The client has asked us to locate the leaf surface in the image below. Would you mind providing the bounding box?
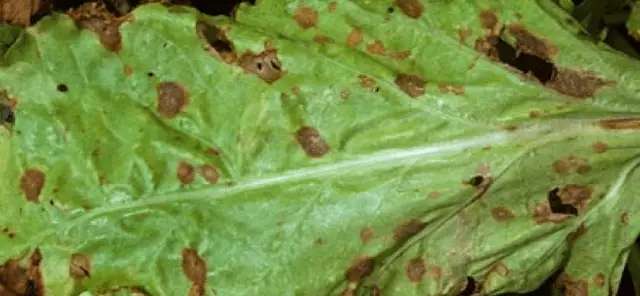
[1,1,640,295]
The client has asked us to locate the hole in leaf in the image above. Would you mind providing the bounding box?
[57,84,69,92]
[493,37,557,83]
[0,104,15,124]
[547,187,579,216]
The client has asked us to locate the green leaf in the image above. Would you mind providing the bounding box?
[629,2,640,41]
[1,1,640,295]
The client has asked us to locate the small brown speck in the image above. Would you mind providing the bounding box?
[294,4,318,29]
[360,227,373,243]
[552,159,570,174]
[345,257,374,282]
[529,110,541,118]
[479,10,498,29]
[328,2,337,13]
[406,257,426,283]
[340,89,350,99]
[576,164,592,175]
[207,148,220,156]
[592,141,608,153]
[157,82,189,119]
[346,28,363,47]
[182,248,207,286]
[395,0,424,19]
[593,273,605,288]
[69,253,91,280]
[621,212,629,225]
[238,49,285,84]
[429,266,442,279]
[20,169,46,203]
[395,73,426,98]
[124,65,132,76]
[295,126,330,158]
[358,75,376,88]
[394,219,427,242]
[366,40,386,55]
[313,35,335,45]
[491,207,515,221]
[200,165,219,184]
[177,161,195,185]
[458,26,471,44]
[429,191,441,198]
[315,237,324,245]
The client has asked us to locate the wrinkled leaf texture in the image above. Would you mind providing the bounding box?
[1,0,640,295]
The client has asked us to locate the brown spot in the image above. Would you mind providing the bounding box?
[547,68,608,98]
[592,141,608,153]
[370,285,381,296]
[200,165,219,184]
[529,110,541,118]
[294,4,318,29]
[346,28,363,47]
[314,238,324,245]
[67,2,125,52]
[207,148,220,156]
[182,248,207,286]
[437,84,465,95]
[177,161,195,185]
[533,185,593,224]
[491,207,515,221]
[388,51,412,60]
[20,169,45,203]
[428,266,442,279]
[560,184,593,210]
[0,258,28,294]
[123,65,132,76]
[345,257,374,282]
[313,35,335,45]
[552,159,570,174]
[328,2,337,13]
[292,85,300,95]
[393,219,427,242]
[69,253,91,280]
[366,40,386,55]
[486,262,509,277]
[360,227,373,243]
[1,250,46,296]
[358,75,376,88]
[238,48,285,84]
[479,10,498,30]
[340,89,350,99]
[599,118,640,130]
[406,258,426,283]
[156,82,189,119]
[593,273,605,288]
[341,288,355,296]
[458,26,471,44]
[0,0,45,26]
[566,223,587,244]
[576,164,591,175]
[395,73,426,98]
[621,212,629,225]
[556,273,588,296]
[428,191,441,199]
[295,126,330,158]
[507,23,558,60]
[188,284,205,296]
[394,0,423,19]
[196,21,236,64]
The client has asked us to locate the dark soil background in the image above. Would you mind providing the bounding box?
[1,0,639,295]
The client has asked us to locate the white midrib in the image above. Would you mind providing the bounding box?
[28,120,598,245]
